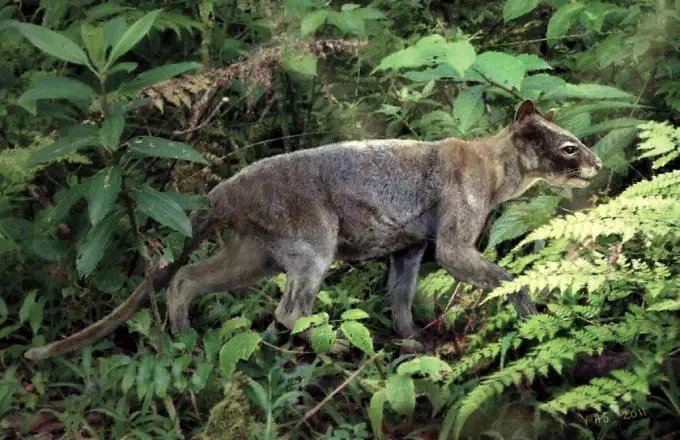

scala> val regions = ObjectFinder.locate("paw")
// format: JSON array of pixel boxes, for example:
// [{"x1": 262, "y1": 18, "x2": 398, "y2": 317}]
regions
[{"x1": 509, "y1": 288, "x2": 538, "y2": 318}]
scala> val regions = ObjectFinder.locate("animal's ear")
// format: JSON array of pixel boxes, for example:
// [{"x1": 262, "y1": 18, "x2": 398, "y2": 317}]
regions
[
  {"x1": 542, "y1": 108, "x2": 557, "y2": 122},
  {"x1": 514, "y1": 100, "x2": 536, "y2": 124}
]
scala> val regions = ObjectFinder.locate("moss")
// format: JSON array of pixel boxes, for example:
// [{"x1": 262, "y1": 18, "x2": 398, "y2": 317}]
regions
[{"x1": 195, "y1": 382, "x2": 253, "y2": 440}]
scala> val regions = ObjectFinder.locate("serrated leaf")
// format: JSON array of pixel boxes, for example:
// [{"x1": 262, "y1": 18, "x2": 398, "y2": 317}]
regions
[
  {"x1": 219, "y1": 316, "x2": 252, "y2": 338},
  {"x1": 443, "y1": 40, "x2": 476, "y2": 77},
  {"x1": 291, "y1": 313, "x2": 327, "y2": 334},
  {"x1": 369, "y1": 390, "x2": 387, "y2": 440},
  {"x1": 107, "y1": 9, "x2": 161, "y2": 67},
  {"x1": 473, "y1": 51, "x2": 525, "y2": 90},
  {"x1": 100, "y1": 113, "x2": 125, "y2": 149},
  {"x1": 118, "y1": 62, "x2": 201, "y2": 93},
  {"x1": 128, "y1": 136, "x2": 207, "y2": 164},
  {"x1": 340, "y1": 321, "x2": 374, "y2": 354},
  {"x1": 517, "y1": 54, "x2": 552, "y2": 71},
  {"x1": 310, "y1": 324, "x2": 336, "y2": 353},
  {"x1": 133, "y1": 185, "x2": 192, "y2": 237},
  {"x1": 396, "y1": 356, "x2": 453, "y2": 382},
  {"x1": 374, "y1": 35, "x2": 448, "y2": 72},
  {"x1": 341, "y1": 309, "x2": 370, "y2": 320},
  {"x1": 386, "y1": 374, "x2": 415, "y2": 416},
  {"x1": 454, "y1": 85, "x2": 485, "y2": 132},
  {"x1": 17, "y1": 75, "x2": 96, "y2": 115},
  {"x1": 300, "y1": 10, "x2": 327, "y2": 35},
  {"x1": 503, "y1": 0, "x2": 540, "y2": 22},
  {"x1": 87, "y1": 165, "x2": 121, "y2": 226},
  {"x1": 547, "y1": 2, "x2": 585, "y2": 44},
  {"x1": 76, "y1": 213, "x2": 119, "y2": 277},
  {"x1": 219, "y1": 332, "x2": 261, "y2": 378},
  {"x1": 283, "y1": 51, "x2": 317, "y2": 76},
  {"x1": 12, "y1": 22, "x2": 89, "y2": 65}
]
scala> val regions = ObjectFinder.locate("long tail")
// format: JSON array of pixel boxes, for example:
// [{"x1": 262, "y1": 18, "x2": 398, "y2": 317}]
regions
[{"x1": 24, "y1": 209, "x2": 217, "y2": 360}]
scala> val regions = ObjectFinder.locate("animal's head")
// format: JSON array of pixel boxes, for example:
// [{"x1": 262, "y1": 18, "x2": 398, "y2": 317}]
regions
[{"x1": 510, "y1": 100, "x2": 602, "y2": 188}]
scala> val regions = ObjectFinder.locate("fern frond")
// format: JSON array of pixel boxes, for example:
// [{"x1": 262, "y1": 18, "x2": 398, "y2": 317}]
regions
[
  {"x1": 619, "y1": 170, "x2": 680, "y2": 198},
  {"x1": 636, "y1": 121, "x2": 680, "y2": 169}
]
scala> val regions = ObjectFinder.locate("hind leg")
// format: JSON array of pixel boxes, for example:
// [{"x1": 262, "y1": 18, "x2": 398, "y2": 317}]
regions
[
  {"x1": 388, "y1": 243, "x2": 427, "y2": 338},
  {"x1": 273, "y1": 240, "x2": 334, "y2": 331},
  {"x1": 168, "y1": 234, "x2": 278, "y2": 334}
]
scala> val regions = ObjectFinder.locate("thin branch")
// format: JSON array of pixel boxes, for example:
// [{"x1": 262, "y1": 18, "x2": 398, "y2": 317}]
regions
[{"x1": 295, "y1": 352, "x2": 382, "y2": 428}]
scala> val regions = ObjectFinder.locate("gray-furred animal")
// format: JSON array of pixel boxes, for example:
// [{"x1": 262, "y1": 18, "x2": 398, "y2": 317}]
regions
[{"x1": 24, "y1": 100, "x2": 602, "y2": 360}]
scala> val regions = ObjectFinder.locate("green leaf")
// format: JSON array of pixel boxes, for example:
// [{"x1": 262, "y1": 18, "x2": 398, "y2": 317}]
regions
[
  {"x1": 593, "y1": 127, "x2": 637, "y2": 174},
  {"x1": 386, "y1": 374, "x2": 416, "y2": 416},
  {"x1": 219, "y1": 316, "x2": 252, "y2": 338},
  {"x1": 454, "y1": 85, "x2": 485, "y2": 132},
  {"x1": 219, "y1": 332, "x2": 261, "y2": 378},
  {"x1": 397, "y1": 356, "x2": 454, "y2": 382},
  {"x1": 100, "y1": 112, "x2": 125, "y2": 149},
  {"x1": 17, "y1": 76, "x2": 96, "y2": 115},
  {"x1": 547, "y1": 83, "x2": 633, "y2": 100},
  {"x1": 76, "y1": 212, "x2": 119, "y2": 277},
  {"x1": 291, "y1": 313, "x2": 328, "y2": 334},
  {"x1": 107, "y1": 9, "x2": 161, "y2": 67},
  {"x1": 340, "y1": 321, "x2": 374, "y2": 354},
  {"x1": 488, "y1": 195, "x2": 561, "y2": 247},
  {"x1": 648, "y1": 300, "x2": 680, "y2": 311},
  {"x1": 503, "y1": 0, "x2": 540, "y2": 22},
  {"x1": 374, "y1": 35, "x2": 448, "y2": 72},
  {"x1": 153, "y1": 362, "x2": 170, "y2": 398},
  {"x1": 341, "y1": 309, "x2": 370, "y2": 320},
  {"x1": 517, "y1": 54, "x2": 552, "y2": 71},
  {"x1": 133, "y1": 185, "x2": 193, "y2": 237},
  {"x1": 163, "y1": 192, "x2": 210, "y2": 211},
  {"x1": 443, "y1": 40, "x2": 476, "y2": 77},
  {"x1": 0, "y1": 298, "x2": 7, "y2": 326},
  {"x1": 128, "y1": 136, "x2": 207, "y2": 164},
  {"x1": 11, "y1": 22, "x2": 90, "y2": 65},
  {"x1": 283, "y1": 51, "x2": 317, "y2": 76},
  {"x1": 27, "y1": 135, "x2": 100, "y2": 167},
  {"x1": 81, "y1": 23, "x2": 106, "y2": 68},
  {"x1": 473, "y1": 51, "x2": 525, "y2": 90},
  {"x1": 19, "y1": 290, "x2": 37, "y2": 325},
  {"x1": 520, "y1": 74, "x2": 565, "y2": 94},
  {"x1": 369, "y1": 390, "x2": 387, "y2": 440},
  {"x1": 300, "y1": 10, "x2": 327, "y2": 35},
  {"x1": 547, "y1": 2, "x2": 585, "y2": 44},
  {"x1": 122, "y1": 363, "x2": 137, "y2": 394},
  {"x1": 575, "y1": 118, "x2": 644, "y2": 138},
  {"x1": 310, "y1": 324, "x2": 336, "y2": 353},
  {"x1": 559, "y1": 112, "x2": 592, "y2": 136},
  {"x1": 87, "y1": 166, "x2": 121, "y2": 226},
  {"x1": 118, "y1": 62, "x2": 201, "y2": 93}
]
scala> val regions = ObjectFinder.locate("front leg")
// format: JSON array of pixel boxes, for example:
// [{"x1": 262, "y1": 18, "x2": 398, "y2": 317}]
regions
[{"x1": 436, "y1": 209, "x2": 537, "y2": 318}]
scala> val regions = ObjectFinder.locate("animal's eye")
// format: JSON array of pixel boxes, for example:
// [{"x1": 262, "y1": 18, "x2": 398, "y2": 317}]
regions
[{"x1": 561, "y1": 143, "x2": 578, "y2": 155}]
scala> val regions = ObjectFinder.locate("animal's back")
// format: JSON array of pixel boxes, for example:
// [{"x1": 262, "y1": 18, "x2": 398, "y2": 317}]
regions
[{"x1": 207, "y1": 139, "x2": 443, "y2": 259}]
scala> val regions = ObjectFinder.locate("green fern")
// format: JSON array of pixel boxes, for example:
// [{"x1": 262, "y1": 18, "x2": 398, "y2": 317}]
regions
[{"x1": 636, "y1": 121, "x2": 680, "y2": 169}]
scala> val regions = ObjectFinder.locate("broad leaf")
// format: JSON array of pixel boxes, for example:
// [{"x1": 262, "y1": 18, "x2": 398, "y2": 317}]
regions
[
  {"x1": 17, "y1": 76, "x2": 96, "y2": 115},
  {"x1": 100, "y1": 112, "x2": 125, "y2": 149},
  {"x1": 291, "y1": 313, "x2": 328, "y2": 334},
  {"x1": 503, "y1": 0, "x2": 540, "y2": 22},
  {"x1": 81, "y1": 23, "x2": 106, "y2": 68},
  {"x1": 386, "y1": 374, "x2": 415, "y2": 416},
  {"x1": 283, "y1": 51, "x2": 317, "y2": 76},
  {"x1": 27, "y1": 135, "x2": 100, "y2": 167},
  {"x1": 340, "y1": 321, "x2": 374, "y2": 354},
  {"x1": 473, "y1": 51, "x2": 525, "y2": 90},
  {"x1": 128, "y1": 136, "x2": 208, "y2": 164},
  {"x1": 310, "y1": 324, "x2": 336, "y2": 353},
  {"x1": 341, "y1": 309, "x2": 370, "y2": 320},
  {"x1": 76, "y1": 212, "x2": 119, "y2": 277},
  {"x1": 547, "y1": 2, "x2": 585, "y2": 44},
  {"x1": 118, "y1": 62, "x2": 201, "y2": 93},
  {"x1": 12, "y1": 22, "x2": 89, "y2": 65},
  {"x1": 397, "y1": 356, "x2": 454, "y2": 382},
  {"x1": 374, "y1": 35, "x2": 448, "y2": 72},
  {"x1": 87, "y1": 166, "x2": 121, "y2": 226},
  {"x1": 547, "y1": 83, "x2": 633, "y2": 100},
  {"x1": 454, "y1": 85, "x2": 485, "y2": 132},
  {"x1": 593, "y1": 127, "x2": 637, "y2": 174},
  {"x1": 107, "y1": 9, "x2": 161, "y2": 67},
  {"x1": 133, "y1": 185, "x2": 192, "y2": 237},
  {"x1": 443, "y1": 40, "x2": 476, "y2": 77},
  {"x1": 517, "y1": 54, "x2": 552, "y2": 71},
  {"x1": 300, "y1": 10, "x2": 327, "y2": 35},
  {"x1": 219, "y1": 332, "x2": 261, "y2": 378},
  {"x1": 163, "y1": 191, "x2": 210, "y2": 211},
  {"x1": 369, "y1": 390, "x2": 387, "y2": 440}
]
